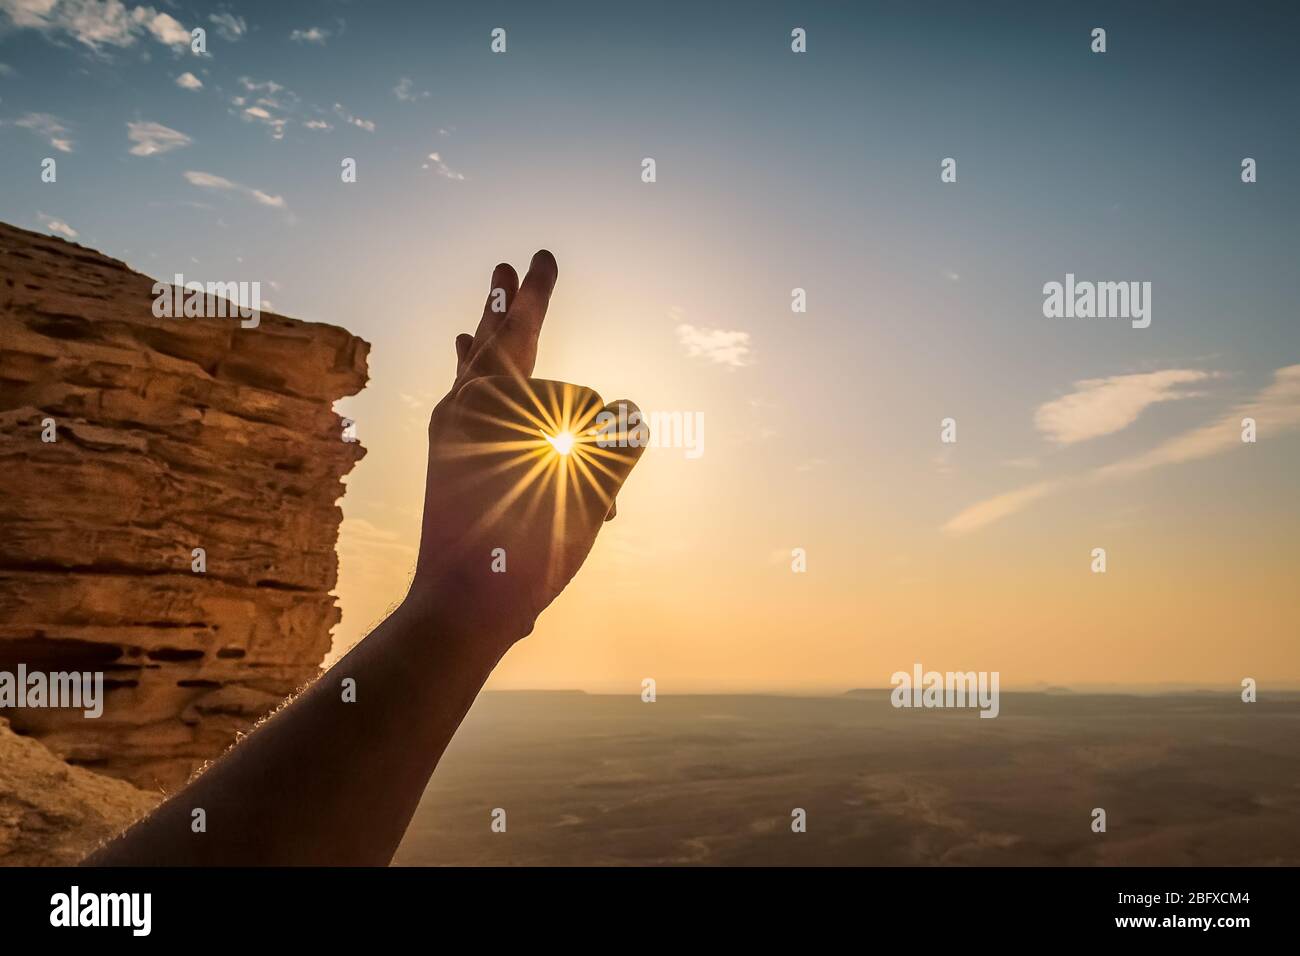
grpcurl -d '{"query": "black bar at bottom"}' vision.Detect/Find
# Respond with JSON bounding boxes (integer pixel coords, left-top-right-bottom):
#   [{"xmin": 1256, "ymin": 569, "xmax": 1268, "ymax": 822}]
[{"xmin": 0, "ymin": 866, "xmax": 1280, "ymax": 942}]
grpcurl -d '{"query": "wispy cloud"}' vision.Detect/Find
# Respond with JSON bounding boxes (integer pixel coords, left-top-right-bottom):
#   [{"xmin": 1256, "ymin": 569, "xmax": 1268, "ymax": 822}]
[
  {"xmin": 333, "ymin": 103, "xmax": 375, "ymax": 132},
  {"xmin": 1035, "ymin": 369, "xmax": 1217, "ymax": 445},
  {"xmin": 137, "ymin": 8, "xmax": 187, "ymax": 46},
  {"xmin": 10, "ymin": 112, "xmax": 74, "ymax": 152},
  {"xmin": 208, "ymin": 11, "xmax": 246, "ymax": 41},
  {"xmin": 238, "ymin": 76, "xmax": 284, "ymax": 95},
  {"xmin": 35, "ymin": 211, "xmax": 77, "ymax": 239},
  {"xmin": 393, "ymin": 77, "xmax": 429, "ymax": 102},
  {"xmin": 943, "ymin": 480, "xmax": 1063, "ymax": 536},
  {"xmin": 1094, "ymin": 366, "xmax": 1300, "ymax": 479},
  {"xmin": 1, "ymin": 0, "xmax": 191, "ymax": 51},
  {"xmin": 676, "ymin": 324, "xmax": 753, "ymax": 368},
  {"xmin": 127, "ymin": 120, "xmax": 190, "ymax": 156},
  {"xmin": 289, "ymin": 25, "xmax": 330, "ymax": 45},
  {"xmin": 235, "ymin": 77, "xmax": 296, "ymax": 139},
  {"xmin": 241, "ymin": 105, "xmax": 286, "ymax": 137},
  {"xmin": 422, "ymin": 152, "xmax": 463, "ymax": 180},
  {"xmin": 1003, "ymin": 456, "xmax": 1041, "ymax": 470},
  {"xmin": 944, "ymin": 365, "xmax": 1300, "ymax": 535},
  {"xmin": 175, "ymin": 71, "xmax": 202, "ymax": 90},
  {"xmin": 183, "ymin": 170, "xmax": 286, "ymax": 209}
]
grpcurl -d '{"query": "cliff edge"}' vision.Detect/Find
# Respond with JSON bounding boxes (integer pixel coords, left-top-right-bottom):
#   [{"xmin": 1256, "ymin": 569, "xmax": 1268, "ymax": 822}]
[{"xmin": 0, "ymin": 222, "xmax": 369, "ymax": 793}]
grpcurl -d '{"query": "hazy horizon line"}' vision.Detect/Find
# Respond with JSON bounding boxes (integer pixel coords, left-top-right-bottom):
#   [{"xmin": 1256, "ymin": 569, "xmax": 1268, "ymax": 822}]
[{"xmin": 483, "ymin": 683, "xmax": 1300, "ymax": 697}]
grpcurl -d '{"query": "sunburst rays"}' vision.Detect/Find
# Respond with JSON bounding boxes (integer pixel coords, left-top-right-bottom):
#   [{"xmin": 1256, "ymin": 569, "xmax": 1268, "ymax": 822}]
[{"xmin": 444, "ymin": 379, "xmax": 639, "ymax": 568}]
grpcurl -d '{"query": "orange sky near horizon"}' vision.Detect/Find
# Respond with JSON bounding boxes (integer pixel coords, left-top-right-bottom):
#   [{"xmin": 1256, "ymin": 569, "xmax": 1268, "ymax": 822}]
[{"xmin": 326, "ymin": 244, "xmax": 1300, "ymax": 693}]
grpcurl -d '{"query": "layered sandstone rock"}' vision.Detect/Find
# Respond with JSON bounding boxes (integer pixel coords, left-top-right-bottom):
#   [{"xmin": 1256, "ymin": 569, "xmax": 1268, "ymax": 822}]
[{"xmin": 0, "ymin": 222, "xmax": 369, "ymax": 792}]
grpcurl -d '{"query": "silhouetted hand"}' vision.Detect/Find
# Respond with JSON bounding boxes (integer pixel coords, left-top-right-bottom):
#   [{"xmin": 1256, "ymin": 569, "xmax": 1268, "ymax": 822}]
[{"xmin": 414, "ymin": 251, "xmax": 646, "ymax": 645}]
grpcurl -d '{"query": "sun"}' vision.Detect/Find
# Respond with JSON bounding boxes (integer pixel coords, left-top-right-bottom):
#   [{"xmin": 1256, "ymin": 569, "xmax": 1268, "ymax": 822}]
[
  {"xmin": 543, "ymin": 429, "xmax": 576, "ymax": 456},
  {"xmin": 441, "ymin": 378, "xmax": 640, "ymax": 568}
]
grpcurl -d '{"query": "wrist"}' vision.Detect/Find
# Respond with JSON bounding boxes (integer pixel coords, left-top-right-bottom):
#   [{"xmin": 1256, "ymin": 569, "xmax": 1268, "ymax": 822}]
[{"xmin": 394, "ymin": 581, "xmax": 524, "ymax": 665}]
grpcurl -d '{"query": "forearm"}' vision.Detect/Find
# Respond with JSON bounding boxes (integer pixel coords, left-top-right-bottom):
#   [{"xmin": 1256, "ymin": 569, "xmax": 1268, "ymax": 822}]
[{"xmin": 83, "ymin": 591, "xmax": 509, "ymax": 866}]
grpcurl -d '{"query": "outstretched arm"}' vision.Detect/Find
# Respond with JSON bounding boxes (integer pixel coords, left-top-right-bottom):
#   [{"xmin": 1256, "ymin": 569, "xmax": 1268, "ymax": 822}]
[
  {"xmin": 85, "ymin": 590, "xmax": 507, "ymax": 866},
  {"xmin": 84, "ymin": 251, "xmax": 646, "ymax": 866}
]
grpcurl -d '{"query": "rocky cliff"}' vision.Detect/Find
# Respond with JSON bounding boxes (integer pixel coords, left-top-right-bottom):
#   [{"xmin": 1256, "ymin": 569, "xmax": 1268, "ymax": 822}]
[{"xmin": 0, "ymin": 222, "xmax": 369, "ymax": 793}]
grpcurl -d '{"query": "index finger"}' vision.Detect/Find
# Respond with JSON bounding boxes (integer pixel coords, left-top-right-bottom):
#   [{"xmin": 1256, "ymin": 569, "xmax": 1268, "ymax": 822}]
[{"xmin": 464, "ymin": 249, "xmax": 557, "ymax": 380}]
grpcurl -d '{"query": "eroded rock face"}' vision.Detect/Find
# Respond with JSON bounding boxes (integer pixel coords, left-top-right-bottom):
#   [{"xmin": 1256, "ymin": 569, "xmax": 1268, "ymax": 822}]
[{"xmin": 0, "ymin": 222, "xmax": 369, "ymax": 791}]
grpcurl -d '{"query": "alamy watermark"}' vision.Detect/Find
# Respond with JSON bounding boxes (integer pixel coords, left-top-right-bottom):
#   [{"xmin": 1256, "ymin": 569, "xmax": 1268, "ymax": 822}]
[
  {"xmin": 1043, "ymin": 273, "xmax": 1151, "ymax": 329},
  {"xmin": 890, "ymin": 663, "xmax": 1000, "ymax": 718},
  {"xmin": 50, "ymin": 886, "xmax": 151, "ymax": 936},
  {"xmin": 152, "ymin": 274, "xmax": 261, "ymax": 328},
  {"xmin": 595, "ymin": 402, "xmax": 704, "ymax": 459},
  {"xmin": 0, "ymin": 665, "xmax": 104, "ymax": 718}
]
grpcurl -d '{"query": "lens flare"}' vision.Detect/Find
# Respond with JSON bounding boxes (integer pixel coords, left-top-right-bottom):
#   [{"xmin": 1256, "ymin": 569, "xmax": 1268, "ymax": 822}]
[
  {"xmin": 441, "ymin": 378, "xmax": 641, "ymax": 575},
  {"xmin": 544, "ymin": 430, "xmax": 576, "ymax": 455}
]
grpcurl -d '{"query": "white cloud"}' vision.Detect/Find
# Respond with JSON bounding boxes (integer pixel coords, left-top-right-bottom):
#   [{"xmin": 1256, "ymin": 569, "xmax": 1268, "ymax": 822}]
[
  {"xmin": 234, "ymin": 77, "xmax": 296, "ymax": 139},
  {"xmin": 1, "ymin": 0, "xmax": 56, "ymax": 29},
  {"xmin": 421, "ymin": 151, "xmax": 464, "ymax": 180},
  {"xmin": 183, "ymin": 169, "xmax": 286, "ymax": 209},
  {"xmin": 127, "ymin": 119, "xmax": 190, "ymax": 156},
  {"xmin": 333, "ymin": 103, "xmax": 375, "ymax": 132},
  {"xmin": 208, "ymin": 11, "xmax": 245, "ymax": 41},
  {"xmin": 676, "ymin": 324, "xmax": 753, "ymax": 368},
  {"xmin": 289, "ymin": 25, "xmax": 328, "ymax": 44},
  {"xmin": 3, "ymin": 0, "xmax": 138, "ymax": 47},
  {"xmin": 238, "ymin": 76, "xmax": 283, "ymax": 95},
  {"xmin": 943, "ymin": 480, "xmax": 1062, "ymax": 536},
  {"xmin": 0, "ymin": 0, "xmax": 191, "ymax": 51},
  {"xmin": 1094, "ymin": 365, "xmax": 1300, "ymax": 479},
  {"xmin": 249, "ymin": 190, "xmax": 285, "ymax": 209},
  {"xmin": 0, "ymin": 62, "xmax": 14, "ymax": 76},
  {"xmin": 175, "ymin": 70, "xmax": 202, "ymax": 90},
  {"xmin": 944, "ymin": 365, "xmax": 1300, "ymax": 535},
  {"xmin": 35, "ymin": 211, "xmax": 77, "ymax": 239},
  {"xmin": 11, "ymin": 112, "xmax": 73, "ymax": 151},
  {"xmin": 1035, "ymin": 369, "xmax": 1217, "ymax": 445},
  {"xmin": 183, "ymin": 170, "xmax": 235, "ymax": 189},
  {"xmin": 137, "ymin": 9, "xmax": 186, "ymax": 46},
  {"xmin": 303, "ymin": 119, "xmax": 332, "ymax": 131}
]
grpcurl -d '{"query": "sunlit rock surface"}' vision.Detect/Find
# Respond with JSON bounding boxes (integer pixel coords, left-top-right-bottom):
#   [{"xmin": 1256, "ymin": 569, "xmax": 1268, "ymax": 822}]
[
  {"xmin": 0, "ymin": 717, "xmax": 158, "ymax": 866},
  {"xmin": 0, "ymin": 222, "xmax": 369, "ymax": 791}
]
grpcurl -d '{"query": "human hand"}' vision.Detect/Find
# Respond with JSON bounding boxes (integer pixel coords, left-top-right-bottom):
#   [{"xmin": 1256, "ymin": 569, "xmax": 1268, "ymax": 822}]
[{"xmin": 412, "ymin": 251, "xmax": 646, "ymax": 646}]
